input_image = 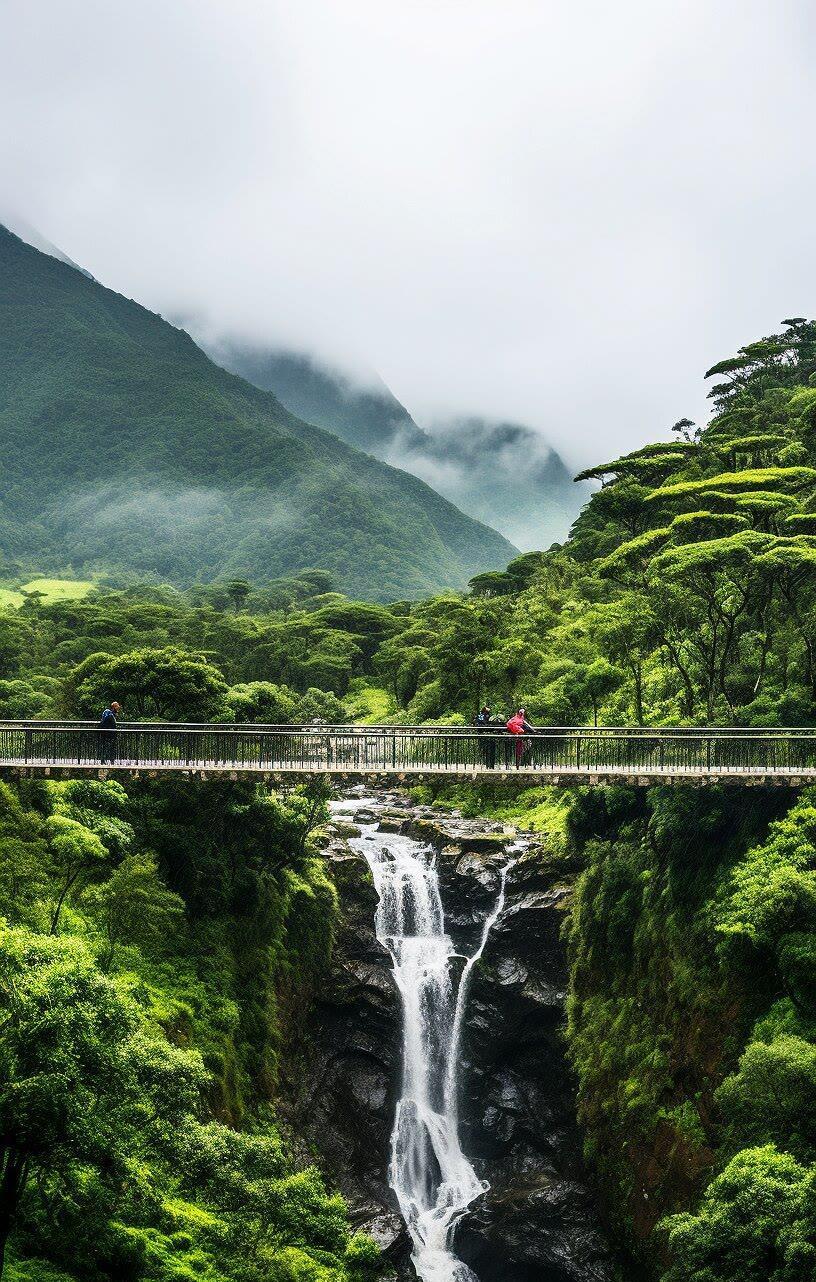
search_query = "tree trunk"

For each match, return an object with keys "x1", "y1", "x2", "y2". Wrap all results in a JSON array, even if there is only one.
[
  {"x1": 0, "y1": 1149, "x2": 29, "y2": 1278},
  {"x1": 50, "y1": 868, "x2": 81, "y2": 934},
  {"x1": 632, "y1": 663, "x2": 645, "y2": 726}
]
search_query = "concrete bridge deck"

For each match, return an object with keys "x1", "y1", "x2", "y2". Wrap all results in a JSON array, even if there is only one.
[{"x1": 1, "y1": 722, "x2": 816, "y2": 786}]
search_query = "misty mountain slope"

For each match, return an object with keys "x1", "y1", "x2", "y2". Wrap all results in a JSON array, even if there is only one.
[
  {"x1": 206, "y1": 339, "x2": 590, "y2": 551},
  {"x1": 206, "y1": 340, "x2": 430, "y2": 455},
  {"x1": 398, "y1": 415, "x2": 590, "y2": 552},
  {"x1": 0, "y1": 227, "x2": 516, "y2": 599}
]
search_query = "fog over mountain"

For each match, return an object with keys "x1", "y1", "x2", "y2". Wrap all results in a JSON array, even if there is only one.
[
  {"x1": 3, "y1": 213, "x2": 584, "y2": 552},
  {"x1": 203, "y1": 335, "x2": 589, "y2": 550},
  {"x1": 0, "y1": 226, "x2": 517, "y2": 600},
  {"x1": 395, "y1": 415, "x2": 586, "y2": 553},
  {"x1": 4, "y1": 2, "x2": 816, "y2": 472}
]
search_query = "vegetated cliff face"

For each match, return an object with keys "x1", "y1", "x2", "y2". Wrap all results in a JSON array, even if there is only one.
[
  {"x1": 563, "y1": 783, "x2": 811, "y2": 1282},
  {"x1": 282, "y1": 790, "x2": 614, "y2": 1282}
]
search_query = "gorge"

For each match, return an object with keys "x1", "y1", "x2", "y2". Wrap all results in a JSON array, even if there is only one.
[{"x1": 285, "y1": 789, "x2": 616, "y2": 1282}]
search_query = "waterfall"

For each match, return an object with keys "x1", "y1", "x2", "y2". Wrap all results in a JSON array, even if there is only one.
[{"x1": 351, "y1": 822, "x2": 513, "y2": 1282}]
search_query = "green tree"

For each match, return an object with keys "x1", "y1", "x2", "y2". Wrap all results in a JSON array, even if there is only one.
[
  {"x1": 83, "y1": 852, "x2": 185, "y2": 970},
  {"x1": 45, "y1": 814, "x2": 110, "y2": 934},
  {"x1": 226, "y1": 579, "x2": 252, "y2": 612},
  {"x1": 0, "y1": 927, "x2": 206, "y2": 1277},
  {"x1": 224, "y1": 681, "x2": 298, "y2": 724},
  {"x1": 297, "y1": 687, "x2": 347, "y2": 723},
  {"x1": 661, "y1": 1145, "x2": 816, "y2": 1281},
  {"x1": 71, "y1": 646, "x2": 228, "y2": 721},
  {"x1": 0, "y1": 783, "x2": 49, "y2": 926}
]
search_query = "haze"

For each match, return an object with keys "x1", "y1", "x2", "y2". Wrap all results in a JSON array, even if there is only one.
[{"x1": 2, "y1": 0, "x2": 815, "y2": 468}]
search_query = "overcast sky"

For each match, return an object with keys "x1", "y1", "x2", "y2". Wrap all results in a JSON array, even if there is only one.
[{"x1": 2, "y1": 0, "x2": 815, "y2": 467}]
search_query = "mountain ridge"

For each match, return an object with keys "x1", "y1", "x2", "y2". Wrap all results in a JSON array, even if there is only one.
[
  {"x1": 0, "y1": 226, "x2": 516, "y2": 600},
  {"x1": 204, "y1": 336, "x2": 590, "y2": 551}
]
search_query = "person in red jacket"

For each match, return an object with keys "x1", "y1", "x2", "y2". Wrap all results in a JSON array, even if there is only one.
[{"x1": 506, "y1": 707, "x2": 535, "y2": 766}]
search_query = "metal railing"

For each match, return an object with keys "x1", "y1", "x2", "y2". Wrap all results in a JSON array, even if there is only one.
[{"x1": 1, "y1": 722, "x2": 816, "y2": 777}]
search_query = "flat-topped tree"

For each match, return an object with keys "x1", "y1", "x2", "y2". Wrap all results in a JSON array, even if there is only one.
[
  {"x1": 755, "y1": 538, "x2": 816, "y2": 695},
  {"x1": 468, "y1": 569, "x2": 516, "y2": 598},
  {"x1": 575, "y1": 440, "x2": 698, "y2": 486},
  {"x1": 667, "y1": 510, "x2": 751, "y2": 544},
  {"x1": 646, "y1": 467, "x2": 816, "y2": 509},
  {"x1": 711, "y1": 433, "x2": 791, "y2": 469},
  {"x1": 705, "y1": 319, "x2": 816, "y2": 413},
  {"x1": 783, "y1": 513, "x2": 816, "y2": 534},
  {"x1": 647, "y1": 532, "x2": 776, "y2": 719},
  {"x1": 225, "y1": 579, "x2": 252, "y2": 612},
  {"x1": 568, "y1": 478, "x2": 655, "y2": 559},
  {"x1": 733, "y1": 491, "x2": 803, "y2": 533},
  {"x1": 597, "y1": 526, "x2": 673, "y2": 583}
]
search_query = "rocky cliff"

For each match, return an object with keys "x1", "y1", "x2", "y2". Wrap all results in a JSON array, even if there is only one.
[{"x1": 280, "y1": 789, "x2": 615, "y2": 1281}]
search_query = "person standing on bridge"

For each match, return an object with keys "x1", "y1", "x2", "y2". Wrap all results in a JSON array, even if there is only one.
[
  {"x1": 99, "y1": 701, "x2": 121, "y2": 764},
  {"x1": 507, "y1": 707, "x2": 535, "y2": 767},
  {"x1": 472, "y1": 704, "x2": 498, "y2": 768}
]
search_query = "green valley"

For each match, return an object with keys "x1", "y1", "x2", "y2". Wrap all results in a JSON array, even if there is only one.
[{"x1": 3, "y1": 316, "x2": 816, "y2": 1282}]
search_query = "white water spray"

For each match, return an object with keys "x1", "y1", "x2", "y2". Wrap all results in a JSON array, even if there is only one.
[{"x1": 349, "y1": 817, "x2": 514, "y2": 1282}]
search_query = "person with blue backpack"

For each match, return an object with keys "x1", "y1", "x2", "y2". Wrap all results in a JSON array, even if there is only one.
[{"x1": 99, "y1": 701, "x2": 121, "y2": 764}]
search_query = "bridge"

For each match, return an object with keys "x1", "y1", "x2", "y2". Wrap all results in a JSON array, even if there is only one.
[{"x1": 1, "y1": 721, "x2": 816, "y2": 786}]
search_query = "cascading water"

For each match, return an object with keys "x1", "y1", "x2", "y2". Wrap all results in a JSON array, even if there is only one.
[{"x1": 348, "y1": 817, "x2": 514, "y2": 1282}]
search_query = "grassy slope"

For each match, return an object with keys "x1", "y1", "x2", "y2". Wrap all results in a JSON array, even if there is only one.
[{"x1": 0, "y1": 227, "x2": 515, "y2": 601}]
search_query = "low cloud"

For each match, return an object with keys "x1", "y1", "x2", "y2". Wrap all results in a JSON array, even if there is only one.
[
  {"x1": 383, "y1": 416, "x2": 590, "y2": 552},
  {"x1": 2, "y1": 2, "x2": 815, "y2": 468}
]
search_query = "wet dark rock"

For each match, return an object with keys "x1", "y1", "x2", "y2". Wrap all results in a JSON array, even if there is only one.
[
  {"x1": 282, "y1": 793, "x2": 614, "y2": 1282},
  {"x1": 456, "y1": 1177, "x2": 614, "y2": 1282},
  {"x1": 329, "y1": 820, "x2": 363, "y2": 838},
  {"x1": 452, "y1": 845, "x2": 615, "y2": 1281},
  {"x1": 409, "y1": 816, "x2": 513, "y2": 854},
  {"x1": 377, "y1": 817, "x2": 407, "y2": 834},
  {"x1": 350, "y1": 1203, "x2": 411, "y2": 1262},
  {"x1": 279, "y1": 839, "x2": 407, "y2": 1273}
]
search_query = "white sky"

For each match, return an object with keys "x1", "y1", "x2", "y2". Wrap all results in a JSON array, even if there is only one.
[{"x1": 2, "y1": 0, "x2": 815, "y2": 467}]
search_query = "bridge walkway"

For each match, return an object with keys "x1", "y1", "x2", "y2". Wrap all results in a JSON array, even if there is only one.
[{"x1": 1, "y1": 722, "x2": 816, "y2": 785}]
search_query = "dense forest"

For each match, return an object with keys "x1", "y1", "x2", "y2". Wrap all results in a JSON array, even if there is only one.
[
  {"x1": 4, "y1": 318, "x2": 816, "y2": 1280},
  {"x1": 0, "y1": 768, "x2": 384, "y2": 1282}
]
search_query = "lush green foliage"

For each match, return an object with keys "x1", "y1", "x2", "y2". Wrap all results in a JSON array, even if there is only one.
[
  {"x1": 6, "y1": 282, "x2": 816, "y2": 1282},
  {"x1": 661, "y1": 1145, "x2": 816, "y2": 1281},
  {"x1": 0, "y1": 774, "x2": 377, "y2": 1282},
  {"x1": 400, "y1": 321, "x2": 816, "y2": 1280},
  {"x1": 0, "y1": 583, "x2": 402, "y2": 723}
]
